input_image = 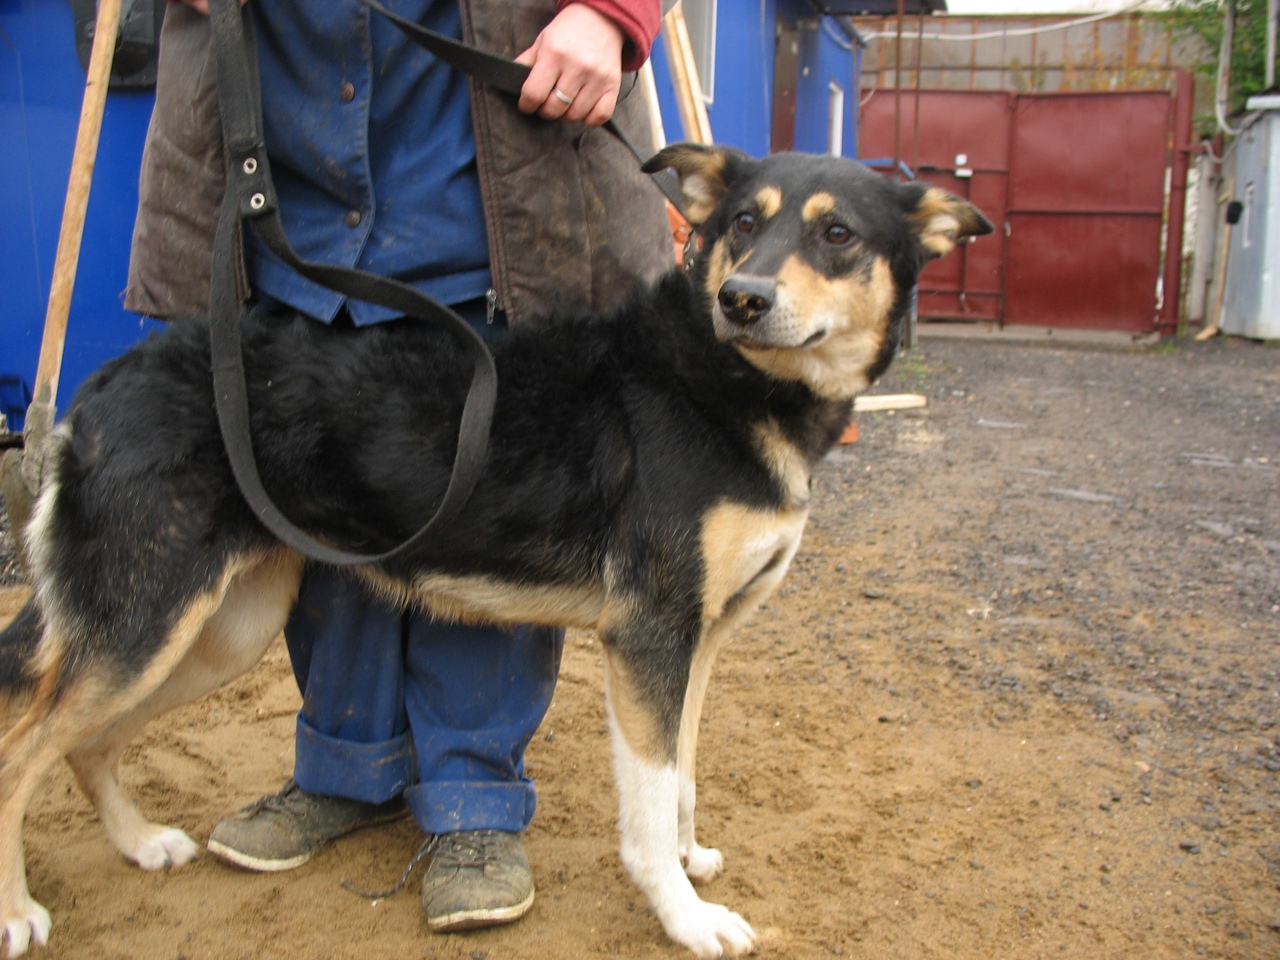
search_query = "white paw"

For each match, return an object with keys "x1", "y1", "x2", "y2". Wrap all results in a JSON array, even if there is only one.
[
  {"x1": 127, "y1": 826, "x2": 201, "y2": 870},
  {"x1": 3, "y1": 898, "x2": 51, "y2": 959},
  {"x1": 665, "y1": 899, "x2": 757, "y2": 959},
  {"x1": 681, "y1": 844, "x2": 724, "y2": 883}
]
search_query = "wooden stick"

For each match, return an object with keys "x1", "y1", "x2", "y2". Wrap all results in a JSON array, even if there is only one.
[
  {"x1": 661, "y1": 7, "x2": 712, "y2": 144},
  {"x1": 32, "y1": 0, "x2": 123, "y2": 409},
  {"x1": 638, "y1": 61, "x2": 666, "y2": 150},
  {"x1": 1200, "y1": 177, "x2": 1235, "y2": 341},
  {"x1": 853, "y1": 394, "x2": 928, "y2": 412}
]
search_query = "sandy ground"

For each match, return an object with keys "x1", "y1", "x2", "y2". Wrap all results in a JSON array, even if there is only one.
[{"x1": 2, "y1": 332, "x2": 1278, "y2": 960}]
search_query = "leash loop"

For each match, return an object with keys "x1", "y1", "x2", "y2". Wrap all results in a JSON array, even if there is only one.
[
  {"x1": 205, "y1": 0, "x2": 690, "y2": 567},
  {"x1": 207, "y1": 0, "x2": 497, "y2": 567}
]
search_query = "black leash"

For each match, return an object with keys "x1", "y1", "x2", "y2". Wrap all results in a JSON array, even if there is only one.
[
  {"x1": 208, "y1": 0, "x2": 496, "y2": 566},
  {"x1": 206, "y1": 0, "x2": 684, "y2": 566},
  {"x1": 361, "y1": 0, "x2": 688, "y2": 215}
]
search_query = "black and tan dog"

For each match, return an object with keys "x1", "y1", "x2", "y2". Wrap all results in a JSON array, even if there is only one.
[{"x1": 0, "y1": 144, "x2": 991, "y2": 958}]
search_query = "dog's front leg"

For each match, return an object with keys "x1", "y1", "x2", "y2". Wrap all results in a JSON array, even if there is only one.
[
  {"x1": 602, "y1": 644, "x2": 757, "y2": 959},
  {"x1": 677, "y1": 634, "x2": 725, "y2": 884}
]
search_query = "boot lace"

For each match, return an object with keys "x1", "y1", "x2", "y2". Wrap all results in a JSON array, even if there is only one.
[
  {"x1": 340, "y1": 830, "x2": 508, "y2": 900},
  {"x1": 341, "y1": 834, "x2": 440, "y2": 900}
]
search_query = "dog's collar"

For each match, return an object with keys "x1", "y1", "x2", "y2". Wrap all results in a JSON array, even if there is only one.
[{"x1": 682, "y1": 230, "x2": 703, "y2": 276}]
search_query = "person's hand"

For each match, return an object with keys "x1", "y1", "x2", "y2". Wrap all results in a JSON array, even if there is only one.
[
  {"x1": 515, "y1": 4, "x2": 626, "y2": 128},
  {"x1": 173, "y1": 0, "x2": 248, "y2": 15}
]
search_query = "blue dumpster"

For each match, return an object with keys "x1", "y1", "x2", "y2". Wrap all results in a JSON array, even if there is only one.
[{"x1": 0, "y1": 0, "x2": 161, "y2": 430}]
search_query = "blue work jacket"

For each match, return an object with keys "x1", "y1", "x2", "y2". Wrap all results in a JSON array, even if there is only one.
[{"x1": 249, "y1": 0, "x2": 491, "y2": 324}]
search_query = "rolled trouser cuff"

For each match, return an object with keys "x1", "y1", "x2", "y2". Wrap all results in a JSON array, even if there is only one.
[
  {"x1": 293, "y1": 714, "x2": 415, "y2": 804},
  {"x1": 404, "y1": 779, "x2": 537, "y2": 835}
]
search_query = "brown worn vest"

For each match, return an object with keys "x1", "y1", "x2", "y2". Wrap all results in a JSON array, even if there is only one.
[{"x1": 125, "y1": 0, "x2": 672, "y2": 324}]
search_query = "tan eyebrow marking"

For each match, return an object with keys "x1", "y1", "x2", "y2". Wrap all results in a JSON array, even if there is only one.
[
  {"x1": 755, "y1": 186, "x2": 783, "y2": 219},
  {"x1": 802, "y1": 192, "x2": 838, "y2": 222}
]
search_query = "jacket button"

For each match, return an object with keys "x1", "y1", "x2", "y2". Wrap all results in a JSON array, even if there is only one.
[
  {"x1": 345, "y1": 209, "x2": 362, "y2": 228},
  {"x1": 340, "y1": 81, "x2": 355, "y2": 103}
]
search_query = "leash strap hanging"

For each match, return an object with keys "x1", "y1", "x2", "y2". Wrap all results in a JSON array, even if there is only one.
[
  {"x1": 207, "y1": 0, "x2": 497, "y2": 566},
  {"x1": 205, "y1": 0, "x2": 687, "y2": 567}
]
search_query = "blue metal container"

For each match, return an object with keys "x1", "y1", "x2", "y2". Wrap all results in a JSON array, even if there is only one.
[
  {"x1": 0, "y1": 0, "x2": 159, "y2": 430},
  {"x1": 649, "y1": 0, "x2": 861, "y2": 159}
]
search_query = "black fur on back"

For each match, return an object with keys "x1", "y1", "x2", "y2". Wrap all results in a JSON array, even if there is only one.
[
  {"x1": 36, "y1": 148, "x2": 990, "y2": 693},
  {"x1": 38, "y1": 266, "x2": 850, "y2": 688}
]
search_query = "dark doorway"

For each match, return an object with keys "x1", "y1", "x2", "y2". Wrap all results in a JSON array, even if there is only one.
[{"x1": 771, "y1": 16, "x2": 799, "y2": 153}]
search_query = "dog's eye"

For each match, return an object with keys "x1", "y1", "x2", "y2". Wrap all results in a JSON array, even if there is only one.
[
  {"x1": 825, "y1": 223, "x2": 854, "y2": 245},
  {"x1": 735, "y1": 213, "x2": 757, "y2": 235}
]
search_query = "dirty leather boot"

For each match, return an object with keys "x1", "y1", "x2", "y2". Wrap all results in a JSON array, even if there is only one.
[
  {"x1": 207, "y1": 778, "x2": 408, "y2": 872},
  {"x1": 421, "y1": 829, "x2": 535, "y2": 931}
]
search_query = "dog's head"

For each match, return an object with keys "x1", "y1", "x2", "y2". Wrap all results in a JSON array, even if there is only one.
[{"x1": 644, "y1": 144, "x2": 993, "y2": 400}]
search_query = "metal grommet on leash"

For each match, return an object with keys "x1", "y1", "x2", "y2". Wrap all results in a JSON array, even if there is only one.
[
  {"x1": 249, "y1": 193, "x2": 266, "y2": 210},
  {"x1": 242, "y1": 157, "x2": 258, "y2": 175}
]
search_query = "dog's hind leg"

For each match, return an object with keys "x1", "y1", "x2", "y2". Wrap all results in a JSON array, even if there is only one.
[
  {"x1": 0, "y1": 551, "x2": 299, "y2": 957},
  {"x1": 0, "y1": 647, "x2": 177, "y2": 957},
  {"x1": 66, "y1": 723, "x2": 203, "y2": 872},
  {"x1": 0, "y1": 677, "x2": 94, "y2": 957},
  {"x1": 600, "y1": 601, "x2": 758, "y2": 960},
  {"x1": 65, "y1": 550, "x2": 302, "y2": 871}
]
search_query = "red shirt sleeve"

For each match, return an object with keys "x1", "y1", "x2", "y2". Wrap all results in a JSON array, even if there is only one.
[{"x1": 558, "y1": 0, "x2": 662, "y2": 72}]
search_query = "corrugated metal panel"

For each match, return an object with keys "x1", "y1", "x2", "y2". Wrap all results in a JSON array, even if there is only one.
[
  {"x1": 821, "y1": 1, "x2": 943, "y2": 14},
  {"x1": 853, "y1": 13, "x2": 1207, "y2": 115}
]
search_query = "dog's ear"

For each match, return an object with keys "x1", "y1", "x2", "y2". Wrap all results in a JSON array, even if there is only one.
[
  {"x1": 902, "y1": 184, "x2": 995, "y2": 258},
  {"x1": 642, "y1": 143, "x2": 752, "y2": 226}
]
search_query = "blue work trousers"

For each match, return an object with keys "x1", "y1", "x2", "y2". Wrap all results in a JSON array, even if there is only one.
[
  {"x1": 285, "y1": 568, "x2": 563, "y2": 834},
  {"x1": 280, "y1": 298, "x2": 564, "y2": 835}
]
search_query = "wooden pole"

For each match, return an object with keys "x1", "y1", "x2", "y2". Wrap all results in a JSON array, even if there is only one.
[
  {"x1": 661, "y1": 6, "x2": 712, "y2": 144},
  {"x1": 893, "y1": 0, "x2": 903, "y2": 172},
  {"x1": 638, "y1": 61, "x2": 667, "y2": 150},
  {"x1": 5, "y1": 0, "x2": 122, "y2": 546},
  {"x1": 1159, "y1": 70, "x2": 1194, "y2": 334},
  {"x1": 32, "y1": 0, "x2": 123, "y2": 411},
  {"x1": 1198, "y1": 175, "x2": 1235, "y2": 340}
]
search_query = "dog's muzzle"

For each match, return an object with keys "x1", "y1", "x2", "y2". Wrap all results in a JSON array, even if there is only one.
[{"x1": 717, "y1": 276, "x2": 775, "y2": 328}]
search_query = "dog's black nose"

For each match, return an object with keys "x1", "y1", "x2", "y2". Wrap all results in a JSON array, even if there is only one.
[{"x1": 717, "y1": 276, "x2": 775, "y2": 327}]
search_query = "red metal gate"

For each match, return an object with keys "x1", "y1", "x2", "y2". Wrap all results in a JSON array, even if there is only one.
[{"x1": 858, "y1": 85, "x2": 1188, "y2": 332}]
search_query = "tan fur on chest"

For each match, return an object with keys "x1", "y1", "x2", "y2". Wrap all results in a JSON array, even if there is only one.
[
  {"x1": 698, "y1": 420, "x2": 811, "y2": 621},
  {"x1": 753, "y1": 419, "x2": 812, "y2": 510},
  {"x1": 699, "y1": 502, "x2": 807, "y2": 622}
]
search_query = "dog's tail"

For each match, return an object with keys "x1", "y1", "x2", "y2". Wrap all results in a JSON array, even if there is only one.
[{"x1": 0, "y1": 601, "x2": 42, "y2": 695}]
